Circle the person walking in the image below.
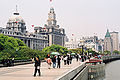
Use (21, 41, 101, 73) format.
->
(63, 56, 67, 65)
(57, 55, 61, 68)
(84, 55, 87, 61)
(76, 54, 79, 61)
(12, 58, 14, 66)
(47, 57, 52, 69)
(52, 55, 56, 68)
(81, 55, 84, 62)
(69, 55, 72, 64)
(79, 55, 81, 61)
(67, 55, 70, 65)
(34, 56, 41, 77)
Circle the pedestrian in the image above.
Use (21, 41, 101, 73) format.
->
(47, 57, 52, 69)
(69, 55, 72, 64)
(12, 58, 14, 66)
(84, 55, 87, 61)
(51, 55, 56, 68)
(7, 59, 10, 67)
(67, 55, 70, 65)
(63, 56, 67, 65)
(31, 57, 35, 63)
(87, 55, 90, 60)
(34, 56, 41, 77)
(79, 55, 81, 61)
(57, 55, 61, 68)
(76, 54, 79, 61)
(81, 55, 84, 62)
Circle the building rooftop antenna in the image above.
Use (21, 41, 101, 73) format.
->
(16, 5, 18, 12)
(14, 5, 19, 15)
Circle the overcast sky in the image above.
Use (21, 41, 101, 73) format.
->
(0, 0, 120, 39)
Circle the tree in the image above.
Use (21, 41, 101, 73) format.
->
(104, 51, 111, 55)
(0, 34, 30, 60)
(113, 50, 120, 54)
(0, 52, 11, 59)
(16, 38, 26, 46)
(0, 34, 9, 50)
(42, 44, 68, 55)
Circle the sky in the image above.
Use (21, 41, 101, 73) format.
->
(0, 0, 120, 39)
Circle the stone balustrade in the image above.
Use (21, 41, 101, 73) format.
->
(102, 55, 120, 63)
(56, 63, 86, 80)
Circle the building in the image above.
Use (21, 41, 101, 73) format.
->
(103, 29, 113, 53)
(78, 36, 100, 52)
(34, 7, 65, 46)
(110, 31, 119, 51)
(0, 8, 48, 50)
(98, 39, 104, 52)
(65, 37, 79, 49)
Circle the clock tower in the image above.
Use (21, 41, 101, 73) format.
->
(35, 7, 66, 47)
(47, 7, 57, 27)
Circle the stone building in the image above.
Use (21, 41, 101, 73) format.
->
(0, 9, 48, 50)
(103, 29, 113, 52)
(65, 38, 79, 49)
(78, 36, 100, 52)
(110, 31, 119, 51)
(34, 7, 65, 46)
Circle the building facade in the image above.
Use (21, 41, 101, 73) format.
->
(78, 36, 100, 52)
(65, 38, 79, 49)
(34, 7, 65, 46)
(110, 31, 119, 51)
(103, 29, 113, 52)
(0, 9, 48, 51)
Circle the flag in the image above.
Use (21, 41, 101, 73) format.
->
(72, 34, 74, 36)
(32, 25, 34, 27)
(16, 21, 18, 23)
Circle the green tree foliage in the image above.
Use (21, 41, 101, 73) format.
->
(68, 48, 82, 54)
(0, 52, 11, 59)
(113, 50, 120, 54)
(42, 44, 68, 55)
(16, 38, 26, 46)
(0, 34, 8, 50)
(0, 34, 25, 51)
(0, 34, 35, 59)
(104, 50, 111, 55)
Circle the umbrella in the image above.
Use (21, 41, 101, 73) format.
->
(50, 52, 60, 55)
(89, 53, 92, 55)
(70, 53, 76, 55)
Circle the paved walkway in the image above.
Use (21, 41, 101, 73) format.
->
(0, 59, 83, 80)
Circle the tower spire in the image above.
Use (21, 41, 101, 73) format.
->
(105, 29, 111, 37)
(14, 5, 19, 15)
(16, 5, 18, 12)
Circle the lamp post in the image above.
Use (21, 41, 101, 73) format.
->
(78, 43, 85, 62)
(78, 43, 84, 55)
(81, 45, 84, 55)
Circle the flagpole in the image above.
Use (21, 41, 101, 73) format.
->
(50, 0, 53, 8)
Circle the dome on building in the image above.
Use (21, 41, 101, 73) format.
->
(8, 12, 25, 23)
(6, 10, 26, 33)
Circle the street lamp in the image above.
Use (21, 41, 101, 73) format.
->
(78, 43, 84, 55)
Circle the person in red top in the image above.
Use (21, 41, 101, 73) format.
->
(47, 57, 52, 69)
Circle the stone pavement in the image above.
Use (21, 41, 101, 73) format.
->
(0, 59, 83, 80)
